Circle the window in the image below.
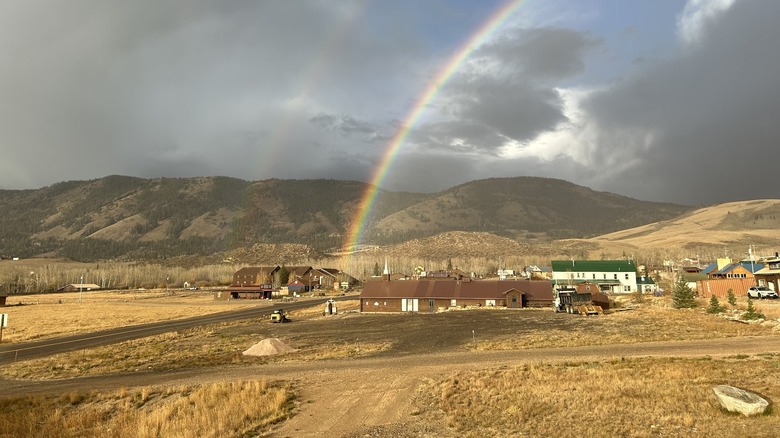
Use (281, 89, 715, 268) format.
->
(625, 273, 629, 280)
(593, 274, 596, 279)
(624, 286, 631, 292)
(614, 274, 618, 280)
(450, 299, 457, 307)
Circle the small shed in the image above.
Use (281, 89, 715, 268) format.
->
(58, 283, 101, 292)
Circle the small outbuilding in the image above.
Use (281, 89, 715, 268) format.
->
(58, 283, 101, 292)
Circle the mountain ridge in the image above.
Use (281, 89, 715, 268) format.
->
(0, 175, 692, 261)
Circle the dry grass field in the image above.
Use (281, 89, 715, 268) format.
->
(3, 295, 780, 436)
(412, 355, 780, 438)
(0, 380, 293, 438)
(0, 289, 260, 343)
(3, 296, 778, 382)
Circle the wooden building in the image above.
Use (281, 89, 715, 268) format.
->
(58, 283, 101, 292)
(218, 266, 279, 300)
(360, 278, 553, 313)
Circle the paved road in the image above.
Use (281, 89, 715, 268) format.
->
(0, 296, 349, 364)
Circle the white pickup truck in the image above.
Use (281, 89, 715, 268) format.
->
(747, 286, 779, 299)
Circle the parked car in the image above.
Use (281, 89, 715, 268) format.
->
(747, 286, 778, 299)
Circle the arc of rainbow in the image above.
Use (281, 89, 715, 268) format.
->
(230, 2, 367, 250)
(344, 0, 525, 251)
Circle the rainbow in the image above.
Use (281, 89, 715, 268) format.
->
(344, 0, 525, 251)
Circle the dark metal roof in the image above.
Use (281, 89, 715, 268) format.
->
(234, 266, 280, 276)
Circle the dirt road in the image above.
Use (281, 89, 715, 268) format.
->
(4, 335, 780, 437)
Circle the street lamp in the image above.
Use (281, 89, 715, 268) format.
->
(79, 275, 83, 304)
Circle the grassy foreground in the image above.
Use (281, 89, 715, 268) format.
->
(0, 380, 293, 438)
(417, 355, 780, 437)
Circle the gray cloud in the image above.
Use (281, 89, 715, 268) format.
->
(425, 27, 598, 149)
(576, 0, 780, 204)
(408, 120, 507, 153)
(0, 1, 777, 209)
(309, 113, 383, 141)
(479, 27, 601, 81)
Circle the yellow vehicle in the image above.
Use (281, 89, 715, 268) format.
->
(270, 309, 289, 323)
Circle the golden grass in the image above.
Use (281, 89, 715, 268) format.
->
(0, 380, 293, 438)
(473, 300, 778, 351)
(0, 314, 388, 380)
(418, 355, 780, 438)
(585, 199, 780, 250)
(1, 290, 259, 343)
(284, 299, 361, 318)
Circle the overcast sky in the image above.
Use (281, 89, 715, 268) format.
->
(1, 0, 777, 205)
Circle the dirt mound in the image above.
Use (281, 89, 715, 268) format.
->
(242, 338, 298, 357)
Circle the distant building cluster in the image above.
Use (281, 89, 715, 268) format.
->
(214, 265, 358, 300)
(222, 251, 780, 313)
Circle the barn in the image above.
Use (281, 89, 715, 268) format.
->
(360, 278, 553, 313)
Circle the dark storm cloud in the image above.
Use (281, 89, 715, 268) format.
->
(577, 0, 780, 204)
(408, 120, 507, 153)
(0, 1, 408, 189)
(2, 1, 776, 208)
(479, 27, 601, 81)
(446, 79, 567, 143)
(425, 27, 597, 149)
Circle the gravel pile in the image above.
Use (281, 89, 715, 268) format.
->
(242, 338, 298, 356)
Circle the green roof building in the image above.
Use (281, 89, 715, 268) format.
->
(551, 260, 638, 294)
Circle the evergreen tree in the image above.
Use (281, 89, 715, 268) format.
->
(672, 274, 697, 309)
(373, 262, 380, 277)
(727, 288, 737, 307)
(278, 265, 290, 285)
(706, 295, 724, 314)
(743, 299, 765, 320)
(447, 258, 453, 270)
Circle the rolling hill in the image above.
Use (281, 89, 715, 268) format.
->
(575, 199, 780, 257)
(0, 175, 692, 262)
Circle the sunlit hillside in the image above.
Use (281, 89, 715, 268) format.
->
(574, 199, 780, 257)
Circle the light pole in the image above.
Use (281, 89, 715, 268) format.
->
(79, 275, 83, 304)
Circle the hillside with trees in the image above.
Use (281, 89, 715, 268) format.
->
(0, 175, 691, 262)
